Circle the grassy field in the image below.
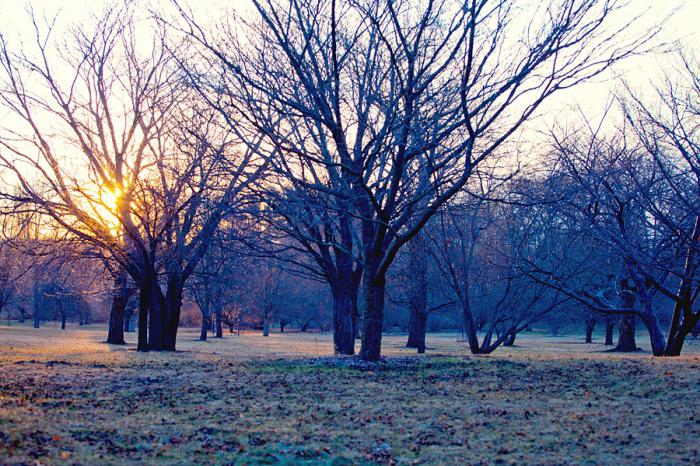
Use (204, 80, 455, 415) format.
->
(1, 325, 699, 465)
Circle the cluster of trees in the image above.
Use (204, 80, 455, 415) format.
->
(0, 0, 696, 361)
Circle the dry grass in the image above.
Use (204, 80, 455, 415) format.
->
(1, 324, 699, 465)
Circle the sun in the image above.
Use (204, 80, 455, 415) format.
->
(92, 185, 123, 235)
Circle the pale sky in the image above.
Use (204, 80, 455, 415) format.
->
(0, 0, 697, 135)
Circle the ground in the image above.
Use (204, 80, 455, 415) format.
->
(1, 325, 699, 465)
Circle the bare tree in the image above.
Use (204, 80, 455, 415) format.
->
(0, 6, 264, 351)
(621, 51, 700, 355)
(530, 89, 698, 355)
(174, 0, 656, 360)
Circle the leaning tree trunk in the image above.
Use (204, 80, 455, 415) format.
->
(639, 299, 666, 356)
(503, 332, 516, 347)
(107, 272, 130, 344)
(664, 216, 700, 356)
(664, 300, 697, 356)
(461, 302, 482, 355)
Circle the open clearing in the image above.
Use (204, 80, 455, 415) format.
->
(1, 325, 699, 465)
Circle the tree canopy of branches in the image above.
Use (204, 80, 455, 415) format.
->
(173, 0, 655, 360)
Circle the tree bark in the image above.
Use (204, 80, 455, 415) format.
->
(615, 315, 637, 352)
(503, 333, 516, 347)
(215, 308, 223, 338)
(462, 302, 482, 354)
(359, 266, 386, 361)
(641, 310, 666, 356)
(200, 311, 209, 341)
(584, 316, 596, 343)
(664, 302, 697, 356)
(163, 273, 183, 351)
(604, 318, 615, 345)
(148, 282, 166, 351)
(405, 234, 428, 354)
(614, 281, 638, 352)
(332, 284, 355, 355)
(137, 283, 150, 352)
(262, 317, 270, 337)
(124, 305, 135, 332)
(107, 272, 130, 345)
(32, 281, 41, 329)
(406, 310, 420, 348)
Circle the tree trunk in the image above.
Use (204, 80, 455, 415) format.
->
(60, 307, 66, 330)
(604, 318, 614, 345)
(200, 311, 209, 341)
(406, 310, 420, 348)
(615, 281, 637, 352)
(215, 309, 223, 338)
(481, 325, 495, 350)
(615, 315, 637, 352)
(584, 316, 596, 343)
(332, 284, 355, 355)
(416, 313, 427, 354)
(18, 306, 25, 323)
(148, 282, 167, 351)
(262, 317, 270, 337)
(640, 306, 666, 356)
(32, 281, 41, 329)
(664, 321, 693, 356)
(107, 272, 129, 345)
(359, 268, 386, 362)
(459, 294, 482, 354)
(405, 234, 428, 354)
(503, 333, 516, 347)
(124, 305, 135, 332)
(406, 311, 428, 353)
(664, 302, 697, 356)
(137, 281, 151, 352)
(663, 216, 700, 356)
(163, 273, 183, 351)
